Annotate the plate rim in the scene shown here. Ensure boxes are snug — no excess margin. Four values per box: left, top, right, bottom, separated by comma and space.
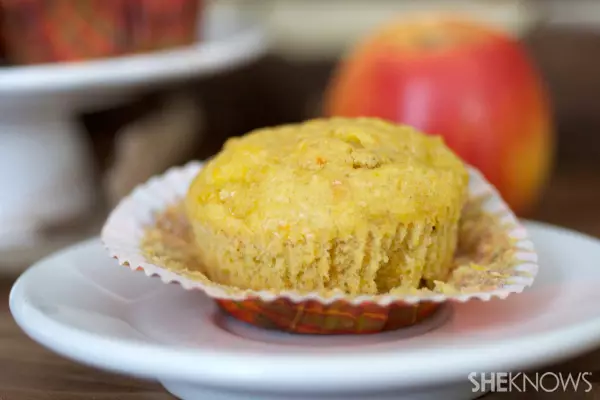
10, 221, 600, 392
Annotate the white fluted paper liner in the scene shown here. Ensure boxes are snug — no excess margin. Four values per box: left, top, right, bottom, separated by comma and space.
101, 161, 539, 306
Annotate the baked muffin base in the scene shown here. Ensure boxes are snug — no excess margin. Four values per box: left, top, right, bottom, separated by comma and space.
190, 219, 461, 295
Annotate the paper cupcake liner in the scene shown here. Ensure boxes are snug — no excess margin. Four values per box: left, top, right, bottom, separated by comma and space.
1, 0, 202, 64
217, 298, 440, 334
102, 161, 539, 334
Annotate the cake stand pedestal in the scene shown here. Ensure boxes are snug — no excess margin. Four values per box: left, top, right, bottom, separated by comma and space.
0, 4, 267, 270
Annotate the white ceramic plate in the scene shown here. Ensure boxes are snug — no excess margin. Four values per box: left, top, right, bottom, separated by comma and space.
10, 222, 600, 400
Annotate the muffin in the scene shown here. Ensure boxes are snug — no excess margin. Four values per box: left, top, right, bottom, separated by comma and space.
186, 117, 469, 295
103, 116, 539, 334
0, 0, 202, 64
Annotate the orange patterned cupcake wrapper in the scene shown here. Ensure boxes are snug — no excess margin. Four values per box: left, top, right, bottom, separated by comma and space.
218, 298, 440, 334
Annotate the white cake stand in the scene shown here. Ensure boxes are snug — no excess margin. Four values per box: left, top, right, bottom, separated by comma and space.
0, 4, 267, 269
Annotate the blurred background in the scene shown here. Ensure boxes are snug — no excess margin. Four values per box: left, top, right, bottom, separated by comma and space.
1, 0, 600, 272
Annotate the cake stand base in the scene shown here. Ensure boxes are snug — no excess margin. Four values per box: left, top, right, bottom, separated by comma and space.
0, 109, 94, 251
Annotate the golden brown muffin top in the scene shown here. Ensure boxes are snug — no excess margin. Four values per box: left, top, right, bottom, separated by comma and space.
186, 118, 468, 239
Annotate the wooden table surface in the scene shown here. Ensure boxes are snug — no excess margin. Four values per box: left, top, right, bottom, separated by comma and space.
2, 163, 600, 400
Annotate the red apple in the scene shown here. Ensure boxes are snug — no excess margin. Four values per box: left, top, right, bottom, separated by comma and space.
324, 16, 554, 215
